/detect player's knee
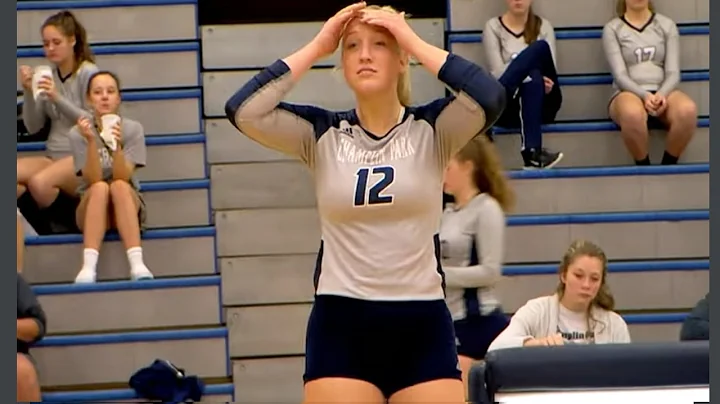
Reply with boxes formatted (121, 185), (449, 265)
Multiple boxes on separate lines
(87, 181), (111, 198)
(109, 179), (132, 198)
(616, 105), (647, 132)
(26, 170), (49, 197)
(674, 99), (698, 123)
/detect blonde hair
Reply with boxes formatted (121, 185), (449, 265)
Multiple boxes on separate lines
(345, 5), (412, 106)
(453, 135), (515, 213)
(616, 0), (655, 16)
(555, 240), (615, 311)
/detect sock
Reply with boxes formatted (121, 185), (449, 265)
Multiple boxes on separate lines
(75, 249), (99, 283)
(661, 151), (679, 165)
(635, 155), (651, 166)
(127, 247), (153, 280)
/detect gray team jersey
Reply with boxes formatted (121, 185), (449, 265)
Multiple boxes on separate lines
(483, 16), (558, 78)
(440, 193), (505, 320)
(602, 13), (680, 98)
(22, 61), (98, 159)
(224, 54), (505, 301)
(69, 117), (146, 197)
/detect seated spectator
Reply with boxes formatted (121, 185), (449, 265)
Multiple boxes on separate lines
(483, 0), (563, 169)
(70, 71), (153, 283)
(17, 10), (98, 230)
(441, 135), (513, 394)
(487, 240), (631, 350)
(603, 0), (697, 165)
(17, 272), (47, 402)
(680, 293), (709, 341)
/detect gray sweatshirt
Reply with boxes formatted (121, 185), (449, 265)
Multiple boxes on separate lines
(488, 294), (631, 351)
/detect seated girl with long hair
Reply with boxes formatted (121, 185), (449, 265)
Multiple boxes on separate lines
(69, 71), (153, 283)
(18, 10), (98, 225)
(488, 240), (631, 350)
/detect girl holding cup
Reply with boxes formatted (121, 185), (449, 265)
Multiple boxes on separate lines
(18, 10), (98, 225)
(69, 71), (153, 283)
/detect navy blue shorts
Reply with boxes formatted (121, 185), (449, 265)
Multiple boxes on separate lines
(454, 309), (509, 360)
(304, 294), (462, 398)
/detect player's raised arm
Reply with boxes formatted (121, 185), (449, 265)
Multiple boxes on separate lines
(224, 2), (367, 166)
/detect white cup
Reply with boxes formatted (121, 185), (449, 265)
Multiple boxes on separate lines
(31, 65), (53, 101)
(100, 114), (121, 151)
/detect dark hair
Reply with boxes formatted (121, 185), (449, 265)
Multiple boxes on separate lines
(86, 70), (122, 96)
(41, 10), (95, 69)
(523, 6), (543, 44)
(453, 135), (515, 213)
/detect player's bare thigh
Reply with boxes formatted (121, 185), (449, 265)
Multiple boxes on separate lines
(388, 378), (466, 404)
(609, 91), (647, 126)
(304, 377), (385, 404)
(457, 355), (475, 397)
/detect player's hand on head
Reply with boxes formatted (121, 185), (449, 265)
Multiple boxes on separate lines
(313, 1), (366, 58)
(359, 8), (416, 51)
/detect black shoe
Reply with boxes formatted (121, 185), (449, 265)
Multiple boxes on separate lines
(522, 148), (564, 170)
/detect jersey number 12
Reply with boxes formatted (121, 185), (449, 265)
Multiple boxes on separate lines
(354, 166), (395, 206)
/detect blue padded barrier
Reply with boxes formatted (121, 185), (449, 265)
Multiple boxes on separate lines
(470, 341), (708, 404)
(504, 258), (708, 276)
(32, 274), (219, 295)
(17, 42), (199, 56)
(25, 226), (214, 245)
(448, 24), (709, 42)
(493, 117), (709, 135)
(42, 383), (233, 403)
(623, 313), (689, 324)
(17, 0), (196, 11)
(506, 209), (708, 226)
(36, 327), (227, 347)
(508, 163), (708, 179)
(17, 133), (206, 153)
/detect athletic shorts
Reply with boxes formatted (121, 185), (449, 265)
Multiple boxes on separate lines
(454, 309), (509, 360)
(304, 294), (462, 398)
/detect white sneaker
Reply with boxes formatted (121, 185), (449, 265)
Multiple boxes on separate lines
(74, 267), (97, 284)
(131, 265), (154, 281)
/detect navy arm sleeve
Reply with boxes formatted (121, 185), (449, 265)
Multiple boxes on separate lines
(421, 54), (507, 167)
(224, 60), (335, 168)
